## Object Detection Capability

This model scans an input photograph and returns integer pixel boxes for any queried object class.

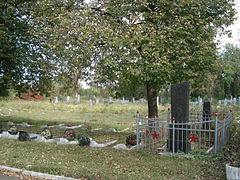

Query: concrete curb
[0,166,79,180]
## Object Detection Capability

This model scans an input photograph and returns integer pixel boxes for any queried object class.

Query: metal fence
[136,111,233,154]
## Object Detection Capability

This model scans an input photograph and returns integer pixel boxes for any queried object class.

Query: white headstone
[224,98,227,106]
[218,100,221,105]
[157,96,159,107]
[76,94,81,103]
[132,97,135,104]
[89,99,93,106]
[122,97,125,103]
[230,96,233,104]
[233,97,237,104]
[54,96,58,103]
[66,96,70,103]
[198,97,203,105]
[96,99,99,104]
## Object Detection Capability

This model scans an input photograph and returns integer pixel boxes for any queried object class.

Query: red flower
[65,124,73,127]
[151,131,159,139]
[189,134,198,143]
[146,129,149,135]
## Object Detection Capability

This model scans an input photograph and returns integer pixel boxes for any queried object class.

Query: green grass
[0,138,223,180]
[0,100,239,179]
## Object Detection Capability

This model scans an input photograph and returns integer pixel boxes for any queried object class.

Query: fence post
[136,113,140,151]
[214,113,218,153]
[172,119,175,154]
[223,115,226,145]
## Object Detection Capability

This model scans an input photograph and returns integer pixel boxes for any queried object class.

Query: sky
[217,0,240,49]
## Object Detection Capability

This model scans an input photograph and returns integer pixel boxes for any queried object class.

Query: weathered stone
[0,123,3,133]
[203,101,211,130]
[78,134,90,146]
[171,82,189,123]
[8,125,18,135]
[169,82,190,153]
[18,131,30,141]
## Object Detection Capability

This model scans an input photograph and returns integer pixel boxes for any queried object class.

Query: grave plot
[136,82,233,154]
[136,111,232,154]
[0,121,138,150]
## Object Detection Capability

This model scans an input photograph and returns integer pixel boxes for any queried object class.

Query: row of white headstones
[54,94,240,106]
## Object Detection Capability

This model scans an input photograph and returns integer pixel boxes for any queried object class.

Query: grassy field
[0,100,239,180]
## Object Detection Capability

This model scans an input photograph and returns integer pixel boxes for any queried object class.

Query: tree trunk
[146,84,158,118]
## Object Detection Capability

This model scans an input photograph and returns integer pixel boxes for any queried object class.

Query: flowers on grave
[41,128,53,139]
[78,134,90,146]
[126,134,138,146]
[146,129,149,135]
[47,122,53,126]
[18,131,30,141]
[63,129,76,141]
[8,125,18,135]
[189,134,198,143]
[151,131,160,139]
[65,123,73,127]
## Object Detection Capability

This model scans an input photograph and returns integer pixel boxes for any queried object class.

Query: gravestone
[233,97,237,104]
[218,100,221,105]
[157,96,159,107]
[18,131,30,141]
[203,101,211,130]
[89,99,93,106]
[78,134,90,146]
[132,97,135,104]
[96,98,99,104]
[54,96,58,103]
[169,82,190,153]
[76,94,81,103]
[0,123,3,133]
[109,97,112,103]
[198,96,203,106]
[66,96,70,103]
[224,98,227,106]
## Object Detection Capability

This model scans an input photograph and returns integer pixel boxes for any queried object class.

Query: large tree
[215,43,240,98]
[30,0,93,96]
[0,0,55,96]
[89,0,236,117]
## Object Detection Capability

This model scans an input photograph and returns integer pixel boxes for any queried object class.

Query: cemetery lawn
[0,100,240,179]
[0,138,227,180]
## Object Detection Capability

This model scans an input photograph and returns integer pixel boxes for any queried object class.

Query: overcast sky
[217,0,240,49]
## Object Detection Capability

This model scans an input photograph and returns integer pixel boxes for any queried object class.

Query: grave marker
[96,98,99,104]
[0,123,3,133]
[76,94,81,103]
[66,96,70,103]
[203,101,211,130]
[54,96,59,103]
[169,82,190,153]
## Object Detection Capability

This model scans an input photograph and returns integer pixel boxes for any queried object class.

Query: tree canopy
[88,0,236,116]
[0,0,237,110]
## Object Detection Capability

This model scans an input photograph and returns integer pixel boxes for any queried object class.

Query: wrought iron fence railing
[136,111,233,154]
